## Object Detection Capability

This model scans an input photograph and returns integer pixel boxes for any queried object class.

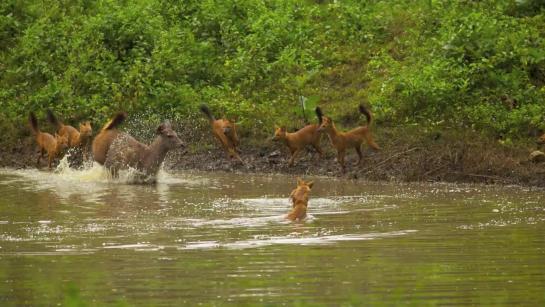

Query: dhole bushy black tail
[359,104,372,125]
[103,112,127,131]
[46,109,62,129]
[29,112,39,133]
[199,104,215,121]
[315,107,323,124]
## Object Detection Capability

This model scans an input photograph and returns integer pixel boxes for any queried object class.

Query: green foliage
[0,0,544,141]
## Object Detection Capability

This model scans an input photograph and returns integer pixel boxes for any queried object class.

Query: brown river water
[0,159,544,305]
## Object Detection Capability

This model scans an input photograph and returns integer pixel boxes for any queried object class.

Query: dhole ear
[307,181,314,189]
[296,177,303,185]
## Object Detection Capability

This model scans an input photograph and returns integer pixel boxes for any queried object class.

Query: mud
[3,125,545,187]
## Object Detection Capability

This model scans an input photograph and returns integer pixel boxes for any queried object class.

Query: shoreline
[3,126,544,187]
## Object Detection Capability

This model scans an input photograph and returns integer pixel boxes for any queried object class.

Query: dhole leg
[228,148,244,164]
[312,143,323,160]
[36,148,45,167]
[82,145,88,162]
[355,146,363,165]
[288,149,301,166]
[337,150,346,172]
[47,154,53,169]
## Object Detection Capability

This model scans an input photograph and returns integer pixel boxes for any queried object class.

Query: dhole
[92,112,184,178]
[199,104,243,163]
[272,108,324,166]
[286,178,314,221]
[47,110,93,159]
[29,112,69,169]
[92,112,127,165]
[317,104,380,172]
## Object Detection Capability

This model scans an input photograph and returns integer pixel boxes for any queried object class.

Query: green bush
[0,0,544,143]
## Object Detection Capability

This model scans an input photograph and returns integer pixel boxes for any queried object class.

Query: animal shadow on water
[92,112,185,184]
[272,107,324,166]
[199,104,244,165]
[286,178,314,222]
[29,112,69,169]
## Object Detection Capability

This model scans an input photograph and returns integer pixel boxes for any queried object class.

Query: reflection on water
[0,164,544,305]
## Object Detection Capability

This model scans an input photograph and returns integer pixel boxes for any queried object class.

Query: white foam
[180,230,418,250]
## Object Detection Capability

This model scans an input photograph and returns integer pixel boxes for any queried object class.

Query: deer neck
[142,137,170,174]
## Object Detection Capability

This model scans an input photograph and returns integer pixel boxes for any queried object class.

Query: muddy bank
[170,127,545,187]
[3,126,545,187]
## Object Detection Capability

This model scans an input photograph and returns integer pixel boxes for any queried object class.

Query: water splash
[0,159,203,204]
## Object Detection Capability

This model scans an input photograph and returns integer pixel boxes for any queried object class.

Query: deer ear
[156,124,166,135]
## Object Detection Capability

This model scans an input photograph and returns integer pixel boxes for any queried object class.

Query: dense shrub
[0,0,544,141]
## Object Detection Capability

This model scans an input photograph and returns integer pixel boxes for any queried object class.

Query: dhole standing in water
[28,112,69,169]
[317,104,380,172]
[272,108,324,166]
[199,104,243,163]
[286,178,314,221]
[92,112,184,179]
[46,110,93,159]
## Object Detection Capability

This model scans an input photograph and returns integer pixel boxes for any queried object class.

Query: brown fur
[92,112,127,165]
[29,112,69,169]
[272,125,323,166]
[93,113,184,177]
[47,110,93,159]
[200,104,242,163]
[317,105,380,172]
[537,134,545,145]
[286,178,314,221]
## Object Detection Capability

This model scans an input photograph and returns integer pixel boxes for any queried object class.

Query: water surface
[0,164,544,305]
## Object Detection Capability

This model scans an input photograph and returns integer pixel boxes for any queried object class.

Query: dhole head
[55,133,69,151]
[317,116,333,132]
[537,134,545,145]
[157,121,185,149]
[296,177,314,191]
[79,121,93,138]
[221,119,235,134]
[272,126,287,141]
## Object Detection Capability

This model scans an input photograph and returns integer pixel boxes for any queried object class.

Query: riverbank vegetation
[1,0,545,161]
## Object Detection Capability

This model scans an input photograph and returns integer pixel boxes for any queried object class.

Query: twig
[362,147,420,173]
[423,163,449,177]
[451,171,511,183]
